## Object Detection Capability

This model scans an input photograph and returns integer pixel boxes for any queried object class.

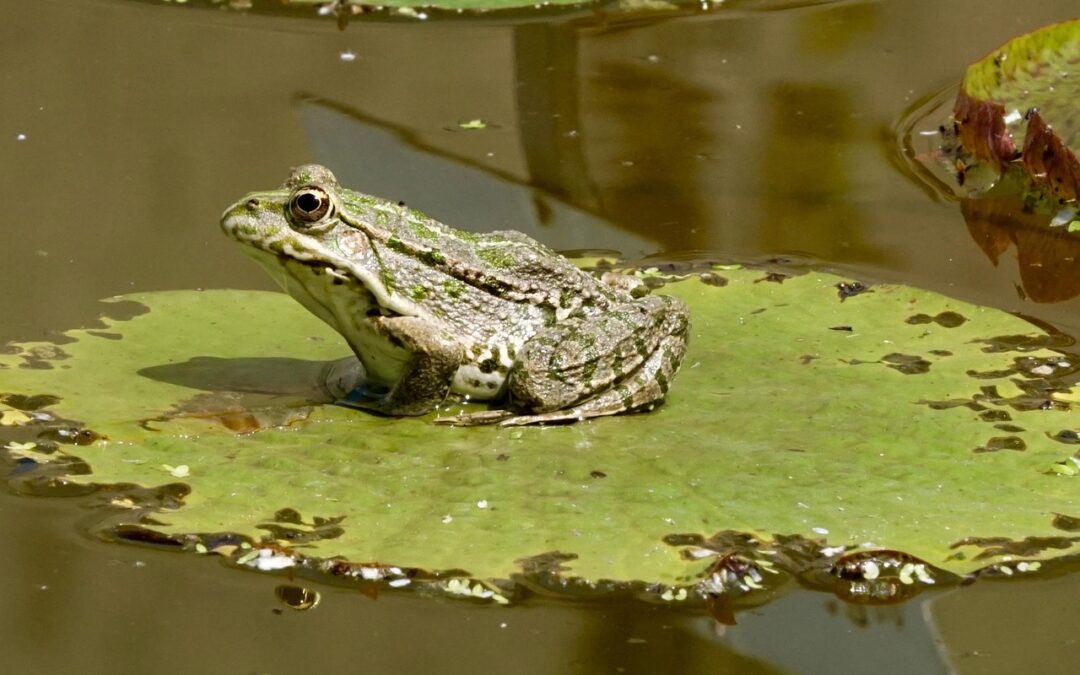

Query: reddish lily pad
[954,19,1080,203]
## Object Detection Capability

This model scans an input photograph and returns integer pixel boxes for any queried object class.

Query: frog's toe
[434,409,517,426]
[497,411,585,426]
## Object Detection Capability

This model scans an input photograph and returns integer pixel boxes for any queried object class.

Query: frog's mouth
[281,255,357,288]
[240,247,367,318]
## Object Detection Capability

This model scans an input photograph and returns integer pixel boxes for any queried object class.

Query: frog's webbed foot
[328,317,463,417]
[322,360,404,416]
[319,357,365,401]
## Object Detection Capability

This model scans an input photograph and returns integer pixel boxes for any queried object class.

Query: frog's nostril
[246,198,260,210]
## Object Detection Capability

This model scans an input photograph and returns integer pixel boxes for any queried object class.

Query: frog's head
[221,164,344,251]
[221,164,415,318]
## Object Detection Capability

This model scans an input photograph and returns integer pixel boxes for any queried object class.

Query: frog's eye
[289,187,333,225]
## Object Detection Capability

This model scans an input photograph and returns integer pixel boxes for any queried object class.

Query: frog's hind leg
[508,294,686,413]
[436,295,689,427]
[433,335,678,427]
[494,327,687,426]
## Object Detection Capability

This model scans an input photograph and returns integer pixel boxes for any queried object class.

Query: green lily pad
[954,18,1080,204]
[2,270,1079,604]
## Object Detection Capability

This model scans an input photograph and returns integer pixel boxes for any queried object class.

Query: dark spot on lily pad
[1,393,60,411]
[979,332,1075,354]
[273,508,304,524]
[979,410,1011,422]
[19,345,70,369]
[973,436,1026,453]
[36,426,105,446]
[951,534,1078,560]
[662,533,705,547]
[515,551,578,575]
[589,470,607,479]
[86,331,123,340]
[836,281,870,301]
[906,312,967,328]
[200,532,250,549]
[698,272,728,287]
[1051,514,1080,532]
[967,367,1015,380]
[755,272,788,284]
[923,398,990,412]
[882,353,931,375]
[1049,430,1080,444]
[829,325,853,332]
[258,521,345,544]
[994,424,1025,433]
[935,312,968,327]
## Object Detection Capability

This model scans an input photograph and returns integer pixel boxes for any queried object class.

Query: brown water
[2,1,1079,672]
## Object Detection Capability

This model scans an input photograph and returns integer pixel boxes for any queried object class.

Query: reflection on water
[962,196,1080,304]
[582,57,714,251]
[299,95,659,253]
[760,82,893,266]
[900,82,1080,322]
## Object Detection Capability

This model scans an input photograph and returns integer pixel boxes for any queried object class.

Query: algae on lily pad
[2,269,1079,605]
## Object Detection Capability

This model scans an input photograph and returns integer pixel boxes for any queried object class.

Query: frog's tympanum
[221,165,689,426]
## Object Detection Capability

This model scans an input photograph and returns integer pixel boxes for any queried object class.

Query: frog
[220,164,689,426]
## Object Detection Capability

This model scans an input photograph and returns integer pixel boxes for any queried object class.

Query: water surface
[2,1,1079,672]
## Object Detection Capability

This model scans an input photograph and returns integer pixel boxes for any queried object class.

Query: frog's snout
[220,192,264,233]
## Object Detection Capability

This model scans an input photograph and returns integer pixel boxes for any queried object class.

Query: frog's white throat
[239,243,421,319]
[237,247,425,386]
[238,245,512,402]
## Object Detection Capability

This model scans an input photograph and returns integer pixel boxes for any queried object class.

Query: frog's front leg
[339,315,463,416]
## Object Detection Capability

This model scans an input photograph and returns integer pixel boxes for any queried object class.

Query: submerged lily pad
[2,270,1079,604]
